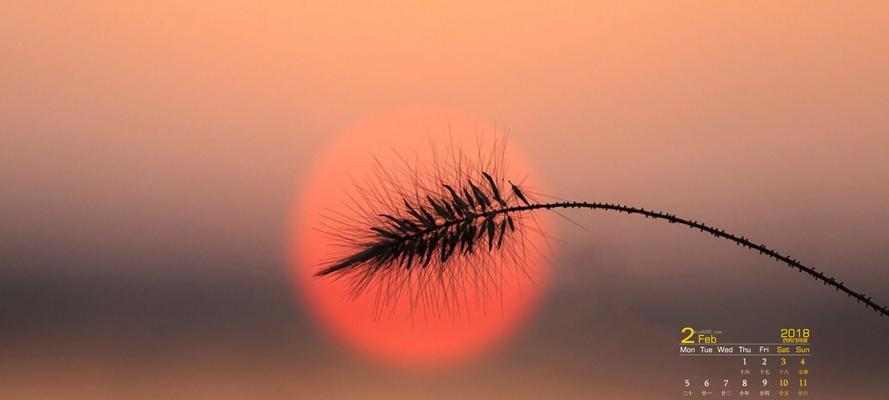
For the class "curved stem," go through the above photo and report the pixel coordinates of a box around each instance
[452,201,888,317]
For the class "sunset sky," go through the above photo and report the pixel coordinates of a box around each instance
[3,2,889,399]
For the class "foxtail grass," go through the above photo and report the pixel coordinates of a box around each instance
[315,138,889,318]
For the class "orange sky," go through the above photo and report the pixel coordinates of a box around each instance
[3,2,889,399]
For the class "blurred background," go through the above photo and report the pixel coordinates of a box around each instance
[3,1,889,398]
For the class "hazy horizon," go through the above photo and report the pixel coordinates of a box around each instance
[3,2,889,398]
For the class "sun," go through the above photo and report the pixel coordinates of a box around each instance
[289,106,553,370]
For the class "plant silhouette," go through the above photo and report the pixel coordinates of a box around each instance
[315,141,889,318]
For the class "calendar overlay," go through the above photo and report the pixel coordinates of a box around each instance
[679,327,811,398]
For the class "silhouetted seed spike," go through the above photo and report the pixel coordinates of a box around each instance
[389,243,405,266]
[413,239,425,264]
[469,181,490,209]
[441,231,455,262]
[482,171,507,206]
[315,245,380,277]
[404,243,415,269]
[448,231,459,255]
[443,202,456,220]
[401,219,420,233]
[379,214,406,232]
[506,215,515,231]
[428,196,453,220]
[459,223,472,253]
[423,243,434,266]
[497,218,508,248]
[418,206,435,227]
[381,214,419,233]
[440,239,451,262]
[462,187,476,210]
[422,235,437,266]
[476,217,488,243]
[443,184,468,216]
[371,227,400,240]
[485,217,496,250]
[426,196,440,214]
[403,199,424,222]
[472,220,487,241]
[444,202,456,219]
[402,199,415,212]
[466,224,478,254]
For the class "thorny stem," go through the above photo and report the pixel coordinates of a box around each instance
[341,200,889,317]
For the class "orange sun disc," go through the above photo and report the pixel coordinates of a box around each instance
[289,106,553,370]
